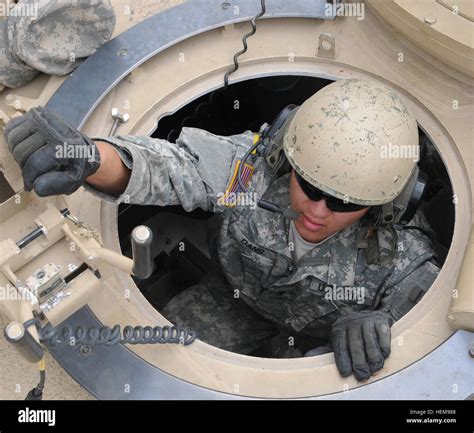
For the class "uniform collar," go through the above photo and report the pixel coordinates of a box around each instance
[236,171,361,287]
[255,172,360,287]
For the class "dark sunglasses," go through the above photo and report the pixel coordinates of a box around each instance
[295,173,368,213]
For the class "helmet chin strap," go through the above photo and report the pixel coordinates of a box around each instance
[237,105,300,220]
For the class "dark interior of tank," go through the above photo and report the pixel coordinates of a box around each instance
[117,75,455,357]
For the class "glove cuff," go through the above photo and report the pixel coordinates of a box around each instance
[83,136,101,177]
[333,310,393,328]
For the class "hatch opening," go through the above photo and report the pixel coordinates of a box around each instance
[117,74,454,358]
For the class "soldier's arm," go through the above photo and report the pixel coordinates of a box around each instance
[4,107,252,205]
[85,141,131,197]
[83,128,253,212]
[377,259,439,320]
[330,253,439,382]
[375,212,440,321]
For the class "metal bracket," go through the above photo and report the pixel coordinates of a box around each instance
[41,0,469,401]
[46,0,337,129]
[318,32,336,59]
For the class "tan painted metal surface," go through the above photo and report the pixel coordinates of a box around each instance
[0,0,472,399]
[367,0,474,77]
[0,0,185,400]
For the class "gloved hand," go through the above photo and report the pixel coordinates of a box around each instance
[331,310,393,382]
[4,107,101,196]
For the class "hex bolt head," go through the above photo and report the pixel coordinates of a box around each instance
[117,48,128,57]
[111,108,129,123]
[79,345,92,356]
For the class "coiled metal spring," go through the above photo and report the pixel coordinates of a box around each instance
[37,323,197,348]
[223,0,266,89]
[165,0,266,142]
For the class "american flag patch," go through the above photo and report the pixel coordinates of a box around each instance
[219,159,255,207]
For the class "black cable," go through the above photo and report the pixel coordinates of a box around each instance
[22,318,196,399]
[165,0,266,142]
[223,0,266,89]
[260,76,302,93]
[25,359,45,401]
[229,0,267,192]
[39,323,196,347]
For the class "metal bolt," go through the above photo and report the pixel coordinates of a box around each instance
[469,345,474,359]
[79,345,92,356]
[222,2,231,10]
[109,108,130,136]
[424,15,437,25]
[36,270,46,279]
[5,322,25,342]
[321,40,331,50]
[133,226,152,243]
[117,48,128,57]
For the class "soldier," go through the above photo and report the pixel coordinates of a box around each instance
[0,0,115,88]
[3,79,440,382]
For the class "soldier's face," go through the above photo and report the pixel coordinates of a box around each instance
[289,171,370,243]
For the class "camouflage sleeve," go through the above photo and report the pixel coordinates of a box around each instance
[376,212,441,320]
[83,127,256,212]
[377,259,439,321]
[0,0,115,88]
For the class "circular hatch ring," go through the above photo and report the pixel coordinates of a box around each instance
[46,0,335,128]
[43,1,473,399]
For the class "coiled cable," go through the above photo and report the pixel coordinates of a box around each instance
[223,0,266,89]
[24,318,197,348]
[165,0,266,142]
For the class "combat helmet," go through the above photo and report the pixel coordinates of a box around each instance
[282,78,419,207]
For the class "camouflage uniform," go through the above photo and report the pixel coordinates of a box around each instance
[0,0,115,88]
[85,127,440,355]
